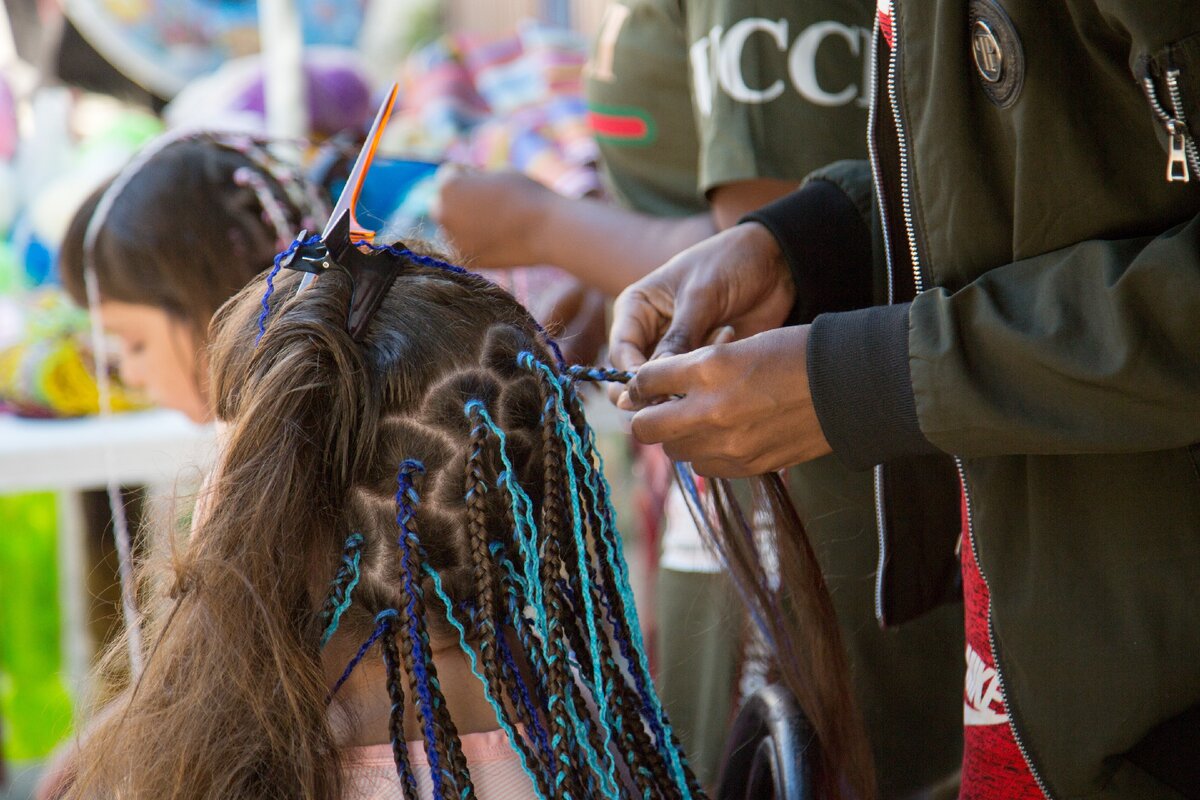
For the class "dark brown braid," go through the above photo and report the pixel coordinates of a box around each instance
[392,485,476,800]
[560,383,706,799]
[463,409,554,797]
[379,617,422,800]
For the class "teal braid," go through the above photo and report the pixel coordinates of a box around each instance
[320,532,365,647]
[424,563,550,800]
[463,402,545,631]
[565,380,699,797]
[518,355,623,797]
[467,401,616,797]
[525,355,695,798]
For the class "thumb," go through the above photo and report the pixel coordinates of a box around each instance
[651,288,714,360]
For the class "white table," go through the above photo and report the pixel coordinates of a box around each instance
[0,408,217,492]
[0,409,217,692]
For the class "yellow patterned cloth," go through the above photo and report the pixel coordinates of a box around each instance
[0,290,145,418]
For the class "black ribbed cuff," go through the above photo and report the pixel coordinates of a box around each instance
[740,179,873,326]
[807,303,940,470]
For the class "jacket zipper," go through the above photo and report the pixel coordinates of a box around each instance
[1141,67,1200,182]
[957,459,1054,799]
[872,2,1055,792]
[868,0,926,623]
[866,11,892,622]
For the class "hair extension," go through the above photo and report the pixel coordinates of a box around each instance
[519,353,697,799]
[522,364,622,794]
[257,233,322,343]
[467,402,599,799]
[425,562,550,800]
[330,610,397,700]
[378,613,422,800]
[393,461,474,800]
[558,379,705,799]
[320,533,366,647]
[460,406,555,797]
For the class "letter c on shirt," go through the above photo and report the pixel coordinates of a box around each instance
[716,18,788,104]
[788,21,861,106]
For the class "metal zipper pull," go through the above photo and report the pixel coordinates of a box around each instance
[1141,70,1198,183]
[1168,129,1190,182]
[1165,68,1200,180]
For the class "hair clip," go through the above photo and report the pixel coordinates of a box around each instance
[279,84,405,341]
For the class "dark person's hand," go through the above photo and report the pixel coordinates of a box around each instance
[620,325,830,476]
[608,222,794,378]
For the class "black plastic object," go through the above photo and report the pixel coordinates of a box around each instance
[281,210,407,342]
[716,684,816,800]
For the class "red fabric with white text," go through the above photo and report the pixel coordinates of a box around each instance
[959,490,1044,800]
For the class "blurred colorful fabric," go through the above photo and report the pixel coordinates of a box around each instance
[0,290,145,418]
[63,0,368,98]
[384,22,600,200]
[165,49,373,137]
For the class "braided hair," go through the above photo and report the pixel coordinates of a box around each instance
[61,242,703,800]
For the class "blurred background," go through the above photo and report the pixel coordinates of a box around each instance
[0,2,627,796]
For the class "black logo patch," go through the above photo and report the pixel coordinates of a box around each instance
[968,0,1024,108]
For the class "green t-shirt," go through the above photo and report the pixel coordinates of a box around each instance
[584,0,873,215]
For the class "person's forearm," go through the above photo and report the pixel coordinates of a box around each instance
[533,196,714,296]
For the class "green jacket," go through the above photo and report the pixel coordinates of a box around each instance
[748,2,1200,797]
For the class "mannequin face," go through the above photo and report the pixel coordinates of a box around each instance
[97,301,210,423]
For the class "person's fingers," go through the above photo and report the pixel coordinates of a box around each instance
[623,351,697,409]
[608,289,665,374]
[628,394,698,445]
[650,285,716,360]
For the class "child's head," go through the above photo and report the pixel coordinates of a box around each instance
[66,248,699,799]
[59,135,322,421]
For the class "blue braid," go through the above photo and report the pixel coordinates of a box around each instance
[378,614,422,800]
[564,365,633,384]
[256,233,321,344]
[424,564,549,800]
[494,613,554,765]
[329,609,398,700]
[503,581,595,797]
[529,356,696,798]
[394,460,455,800]
[320,533,365,647]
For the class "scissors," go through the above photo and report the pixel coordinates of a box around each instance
[283,83,405,340]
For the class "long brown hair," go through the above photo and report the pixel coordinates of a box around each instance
[678,470,875,800]
[64,253,703,799]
